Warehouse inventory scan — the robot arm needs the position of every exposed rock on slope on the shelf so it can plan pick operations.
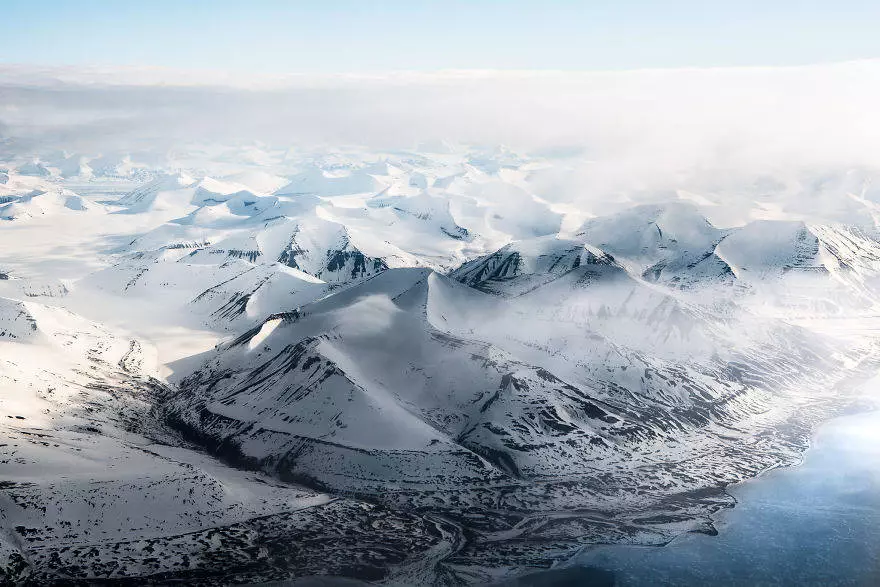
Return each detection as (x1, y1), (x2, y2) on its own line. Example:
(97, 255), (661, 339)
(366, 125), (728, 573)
(163, 260), (873, 581)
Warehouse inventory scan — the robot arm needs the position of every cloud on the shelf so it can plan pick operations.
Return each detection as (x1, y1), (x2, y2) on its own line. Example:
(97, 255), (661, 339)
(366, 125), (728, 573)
(3, 61), (880, 203)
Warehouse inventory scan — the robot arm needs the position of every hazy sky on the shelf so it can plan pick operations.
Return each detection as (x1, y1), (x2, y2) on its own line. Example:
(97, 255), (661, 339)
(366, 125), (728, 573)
(3, 0), (880, 73)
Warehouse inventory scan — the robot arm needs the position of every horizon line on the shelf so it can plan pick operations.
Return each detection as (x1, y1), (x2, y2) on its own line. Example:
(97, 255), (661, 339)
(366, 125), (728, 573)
(2, 58), (879, 89)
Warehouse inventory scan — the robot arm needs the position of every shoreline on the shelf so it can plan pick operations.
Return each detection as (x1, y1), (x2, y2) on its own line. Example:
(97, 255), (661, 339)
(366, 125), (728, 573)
(533, 382), (880, 587)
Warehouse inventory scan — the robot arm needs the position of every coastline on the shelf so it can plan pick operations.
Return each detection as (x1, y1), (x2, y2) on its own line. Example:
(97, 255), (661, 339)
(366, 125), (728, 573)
(535, 383), (880, 587)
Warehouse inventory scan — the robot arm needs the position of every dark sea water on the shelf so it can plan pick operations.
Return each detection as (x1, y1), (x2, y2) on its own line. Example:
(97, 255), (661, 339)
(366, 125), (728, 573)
(511, 403), (880, 587)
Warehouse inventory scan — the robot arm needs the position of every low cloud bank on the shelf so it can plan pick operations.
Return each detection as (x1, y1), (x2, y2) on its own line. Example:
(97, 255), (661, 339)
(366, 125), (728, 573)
(3, 61), (880, 223)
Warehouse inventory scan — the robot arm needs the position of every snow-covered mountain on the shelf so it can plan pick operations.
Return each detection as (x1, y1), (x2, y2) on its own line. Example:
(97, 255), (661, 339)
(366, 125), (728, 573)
(3, 142), (880, 585)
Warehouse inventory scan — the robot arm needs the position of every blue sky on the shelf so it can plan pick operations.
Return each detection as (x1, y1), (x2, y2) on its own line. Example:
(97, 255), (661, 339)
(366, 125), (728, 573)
(3, 0), (880, 72)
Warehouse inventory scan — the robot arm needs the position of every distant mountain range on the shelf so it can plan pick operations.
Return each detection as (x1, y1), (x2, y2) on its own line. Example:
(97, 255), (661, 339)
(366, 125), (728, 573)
(2, 145), (880, 584)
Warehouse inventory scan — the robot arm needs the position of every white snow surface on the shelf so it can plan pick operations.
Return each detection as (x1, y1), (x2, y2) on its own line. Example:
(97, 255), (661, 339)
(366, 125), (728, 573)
(4, 64), (880, 583)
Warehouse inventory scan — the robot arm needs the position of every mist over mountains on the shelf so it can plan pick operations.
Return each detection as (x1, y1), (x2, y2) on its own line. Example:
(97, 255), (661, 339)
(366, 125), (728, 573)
(2, 62), (880, 584)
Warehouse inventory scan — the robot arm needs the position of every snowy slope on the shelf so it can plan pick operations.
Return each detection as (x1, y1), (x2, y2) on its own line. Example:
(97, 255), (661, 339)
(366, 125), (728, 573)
(575, 202), (732, 285)
(114, 172), (197, 215)
(4, 141), (880, 584)
(451, 235), (625, 296)
(0, 188), (100, 221)
(0, 295), (454, 584)
(163, 255), (871, 583)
